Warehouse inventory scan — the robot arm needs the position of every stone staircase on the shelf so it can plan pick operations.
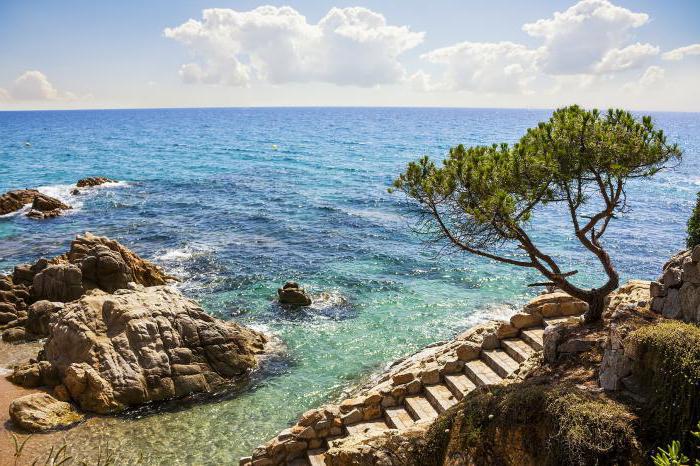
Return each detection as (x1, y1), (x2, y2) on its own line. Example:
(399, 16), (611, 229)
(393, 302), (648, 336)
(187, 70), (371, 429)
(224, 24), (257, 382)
(241, 292), (587, 466)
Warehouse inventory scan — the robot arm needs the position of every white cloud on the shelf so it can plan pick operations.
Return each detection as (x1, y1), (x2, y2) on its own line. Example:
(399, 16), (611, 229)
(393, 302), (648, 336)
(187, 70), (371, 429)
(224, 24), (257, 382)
(623, 65), (665, 93)
(0, 70), (79, 102)
(594, 42), (658, 73)
(523, 0), (649, 74)
(662, 43), (700, 61)
(11, 70), (60, 100)
(164, 6), (424, 87)
(420, 42), (542, 93)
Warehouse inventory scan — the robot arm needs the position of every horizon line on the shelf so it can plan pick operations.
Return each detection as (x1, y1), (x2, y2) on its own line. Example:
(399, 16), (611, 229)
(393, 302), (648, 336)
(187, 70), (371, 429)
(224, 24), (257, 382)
(0, 104), (698, 114)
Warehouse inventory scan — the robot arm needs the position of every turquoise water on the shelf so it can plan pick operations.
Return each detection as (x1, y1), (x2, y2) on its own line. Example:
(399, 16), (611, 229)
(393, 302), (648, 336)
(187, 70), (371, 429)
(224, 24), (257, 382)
(0, 108), (698, 463)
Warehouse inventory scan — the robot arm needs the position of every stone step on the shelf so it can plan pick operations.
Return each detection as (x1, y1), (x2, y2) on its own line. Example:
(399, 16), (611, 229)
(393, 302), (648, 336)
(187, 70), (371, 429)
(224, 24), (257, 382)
(424, 384), (459, 413)
(404, 395), (439, 423)
(544, 317), (573, 327)
(481, 349), (520, 378)
(385, 406), (415, 429)
(520, 328), (544, 351)
(345, 419), (389, 437)
(500, 338), (536, 363)
(464, 359), (503, 387)
(444, 373), (477, 400)
(308, 449), (326, 466)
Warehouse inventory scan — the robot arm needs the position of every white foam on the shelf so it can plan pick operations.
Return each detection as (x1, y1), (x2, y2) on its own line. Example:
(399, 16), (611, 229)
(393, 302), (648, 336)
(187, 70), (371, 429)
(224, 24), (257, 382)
(158, 247), (195, 262)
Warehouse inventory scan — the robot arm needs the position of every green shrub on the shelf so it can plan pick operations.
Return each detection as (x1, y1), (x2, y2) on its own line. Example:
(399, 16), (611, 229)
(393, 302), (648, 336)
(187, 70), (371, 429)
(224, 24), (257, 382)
(689, 191), (700, 248)
(629, 321), (700, 447)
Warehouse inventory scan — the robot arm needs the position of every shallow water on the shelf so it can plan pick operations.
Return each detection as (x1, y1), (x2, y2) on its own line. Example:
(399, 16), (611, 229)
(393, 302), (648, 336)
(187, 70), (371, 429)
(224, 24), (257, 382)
(0, 108), (698, 464)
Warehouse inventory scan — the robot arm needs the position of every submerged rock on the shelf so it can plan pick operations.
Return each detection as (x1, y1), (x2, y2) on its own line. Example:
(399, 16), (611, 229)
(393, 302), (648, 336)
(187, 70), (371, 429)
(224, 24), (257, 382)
(278, 281), (312, 306)
(34, 284), (266, 413)
(76, 176), (115, 188)
(9, 393), (83, 432)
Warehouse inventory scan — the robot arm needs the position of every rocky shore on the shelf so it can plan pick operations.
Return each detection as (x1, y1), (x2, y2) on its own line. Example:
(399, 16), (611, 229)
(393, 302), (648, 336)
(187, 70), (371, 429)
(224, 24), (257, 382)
(242, 246), (700, 466)
(2, 233), (269, 431)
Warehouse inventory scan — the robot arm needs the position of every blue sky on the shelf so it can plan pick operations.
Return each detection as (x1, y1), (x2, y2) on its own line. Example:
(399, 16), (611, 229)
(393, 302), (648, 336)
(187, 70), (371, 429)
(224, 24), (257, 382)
(1, 0), (699, 110)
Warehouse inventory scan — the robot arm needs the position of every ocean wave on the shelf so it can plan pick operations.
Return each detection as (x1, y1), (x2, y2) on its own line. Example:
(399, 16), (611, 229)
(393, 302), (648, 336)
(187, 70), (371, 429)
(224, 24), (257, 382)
(35, 180), (130, 214)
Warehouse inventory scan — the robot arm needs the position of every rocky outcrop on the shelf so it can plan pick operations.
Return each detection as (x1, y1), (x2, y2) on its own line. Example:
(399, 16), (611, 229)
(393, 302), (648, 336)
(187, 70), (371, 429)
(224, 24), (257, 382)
(66, 232), (172, 290)
(26, 193), (72, 219)
(76, 177), (115, 188)
(12, 284), (266, 413)
(0, 189), (40, 215)
(277, 281), (312, 306)
(0, 189), (70, 218)
(1, 233), (172, 341)
(9, 393), (83, 432)
(650, 246), (700, 323)
(241, 291), (587, 465)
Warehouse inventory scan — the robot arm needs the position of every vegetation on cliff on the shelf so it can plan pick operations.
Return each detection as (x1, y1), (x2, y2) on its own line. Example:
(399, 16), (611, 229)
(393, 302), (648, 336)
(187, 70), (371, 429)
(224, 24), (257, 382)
(688, 191), (700, 249)
(392, 105), (681, 322)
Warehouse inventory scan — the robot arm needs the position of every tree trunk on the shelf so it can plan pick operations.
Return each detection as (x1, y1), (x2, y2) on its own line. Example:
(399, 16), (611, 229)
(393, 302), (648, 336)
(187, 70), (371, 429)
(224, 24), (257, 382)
(583, 291), (608, 323)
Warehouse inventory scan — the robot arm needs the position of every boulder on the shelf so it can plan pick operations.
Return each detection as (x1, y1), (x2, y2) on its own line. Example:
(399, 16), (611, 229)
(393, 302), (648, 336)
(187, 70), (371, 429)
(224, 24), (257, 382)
(25, 193), (71, 219)
(78, 244), (134, 292)
(278, 282), (312, 306)
(32, 264), (84, 302)
(0, 189), (39, 215)
(39, 284), (266, 413)
(67, 232), (171, 288)
(76, 177), (116, 187)
(26, 300), (64, 336)
(9, 393), (83, 432)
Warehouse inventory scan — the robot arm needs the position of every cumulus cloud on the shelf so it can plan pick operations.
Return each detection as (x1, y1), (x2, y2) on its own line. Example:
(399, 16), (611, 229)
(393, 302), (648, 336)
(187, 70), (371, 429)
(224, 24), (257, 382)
(420, 42), (542, 93)
(522, 0), (649, 74)
(623, 65), (665, 93)
(662, 43), (700, 61)
(414, 0), (662, 95)
(594, 42), (659, 73)
(0, 71), (77, 102)
(164, 6), (424, 87)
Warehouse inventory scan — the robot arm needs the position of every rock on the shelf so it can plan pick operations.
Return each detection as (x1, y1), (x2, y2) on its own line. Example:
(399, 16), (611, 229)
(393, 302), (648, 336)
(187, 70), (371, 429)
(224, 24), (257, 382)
(78, 244), (134, 292)
(662, 288), (682, 319)
(76, 177), (115, 188)
(456, 341), (481, 361)
(663, 267), (683, 288)
(71, 188), (81, 195)
(26, 300), (64, 336)
(679, 282), (700, 323)
(41, 285), (266, 413)
(277, 282), (312, 306)
(9, 393), (83, 432)
(67, 232), (171, 289)
(10, 361), (60, 388)
(600, 326), (633, 391)
(649, 281), (665, 298)
(510, 312), (542, 329)
(31, 193), (71, 213)
(2, 327), (28, 342)
(32, 264), (84, 302)
(0, 189), (39, 215)
(693, 245), (700, 263)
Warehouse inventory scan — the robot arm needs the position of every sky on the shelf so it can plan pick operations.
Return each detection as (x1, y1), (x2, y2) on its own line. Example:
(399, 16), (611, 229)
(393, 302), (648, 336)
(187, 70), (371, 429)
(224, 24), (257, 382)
(1, 0), (699, 111)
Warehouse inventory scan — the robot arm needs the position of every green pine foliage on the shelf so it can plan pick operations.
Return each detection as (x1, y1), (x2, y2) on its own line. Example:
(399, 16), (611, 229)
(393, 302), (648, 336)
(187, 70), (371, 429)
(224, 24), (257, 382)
(688, 192), (700, 249)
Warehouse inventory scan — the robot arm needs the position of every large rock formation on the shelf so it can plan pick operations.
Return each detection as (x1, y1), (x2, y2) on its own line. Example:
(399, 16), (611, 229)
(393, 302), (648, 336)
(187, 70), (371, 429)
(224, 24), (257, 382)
(1, 233), (173, 341)
(76, 177), (115, 188)
(650, 245), (700, 323)
(9, 393), (83, 432)
(15, 284), (266, 413)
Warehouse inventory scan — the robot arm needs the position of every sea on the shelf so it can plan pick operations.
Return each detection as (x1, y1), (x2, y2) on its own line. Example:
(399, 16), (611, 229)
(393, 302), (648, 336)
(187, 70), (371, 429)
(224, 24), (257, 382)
(0, 107), (697, 464)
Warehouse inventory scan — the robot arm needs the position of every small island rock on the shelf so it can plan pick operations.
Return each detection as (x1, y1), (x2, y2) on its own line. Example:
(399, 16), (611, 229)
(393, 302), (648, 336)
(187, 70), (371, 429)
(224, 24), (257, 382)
(278, 281), (312, 306)
(76, 177), (115, 188)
